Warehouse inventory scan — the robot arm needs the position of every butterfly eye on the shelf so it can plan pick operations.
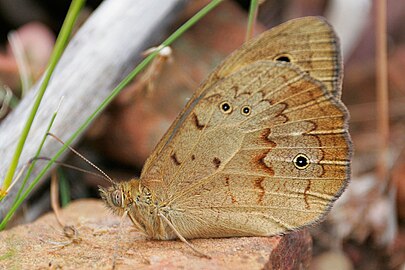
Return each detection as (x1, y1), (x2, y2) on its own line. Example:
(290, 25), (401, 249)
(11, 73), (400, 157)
(111, 190), (123, 207)
(241, 105), (251, 116)
(293, 153), (310, 170)
(220, 102), (232, 114)
(274, 54), (291, 62)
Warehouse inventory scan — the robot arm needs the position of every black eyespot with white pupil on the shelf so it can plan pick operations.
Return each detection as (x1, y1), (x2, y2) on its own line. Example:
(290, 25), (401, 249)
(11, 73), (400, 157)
(293, 154), (310, 169)
(220, 102), (232, 113)
(241, 106), (251, 116)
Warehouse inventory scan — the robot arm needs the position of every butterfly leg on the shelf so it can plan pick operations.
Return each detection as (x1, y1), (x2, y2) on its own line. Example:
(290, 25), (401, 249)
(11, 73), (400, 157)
(157, 213), (211, 259)
(111, 211), (129, 269)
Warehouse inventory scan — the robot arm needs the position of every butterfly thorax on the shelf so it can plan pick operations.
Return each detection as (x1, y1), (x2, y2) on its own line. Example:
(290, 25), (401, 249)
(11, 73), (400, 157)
(99, 180), (175, 240)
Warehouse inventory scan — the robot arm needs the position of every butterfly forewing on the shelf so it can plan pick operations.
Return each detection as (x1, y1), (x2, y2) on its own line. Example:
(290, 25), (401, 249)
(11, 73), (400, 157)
(139, 17), (351, 239)
(142, 17), (342, 175)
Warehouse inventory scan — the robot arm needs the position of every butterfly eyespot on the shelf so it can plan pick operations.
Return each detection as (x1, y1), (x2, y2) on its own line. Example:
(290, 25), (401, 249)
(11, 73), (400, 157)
(111, 190), (123, 207)
(274, 54), (291, 62)
(220, 102), (232, 114)
(293, 154), (310, 170)
(241, 105), (251, 116)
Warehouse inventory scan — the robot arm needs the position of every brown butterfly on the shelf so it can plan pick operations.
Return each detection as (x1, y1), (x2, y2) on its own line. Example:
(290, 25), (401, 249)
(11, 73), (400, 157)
(100, 16), (352, 254)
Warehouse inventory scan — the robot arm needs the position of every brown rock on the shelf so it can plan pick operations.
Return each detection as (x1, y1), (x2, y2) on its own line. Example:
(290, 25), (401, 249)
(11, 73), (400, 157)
(0, 199), (312, 269)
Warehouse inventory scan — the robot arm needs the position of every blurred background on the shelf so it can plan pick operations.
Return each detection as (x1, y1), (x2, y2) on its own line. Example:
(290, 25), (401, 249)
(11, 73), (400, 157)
(0, 0), (404, 269)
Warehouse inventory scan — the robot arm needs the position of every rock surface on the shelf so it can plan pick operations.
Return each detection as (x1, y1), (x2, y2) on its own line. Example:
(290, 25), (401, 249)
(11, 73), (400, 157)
(0, 199), (312, 269)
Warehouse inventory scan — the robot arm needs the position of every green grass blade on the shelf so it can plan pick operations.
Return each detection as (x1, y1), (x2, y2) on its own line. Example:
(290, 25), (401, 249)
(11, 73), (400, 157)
(246, 0), (259, 41)
(58, 168), (70, 207)
(11, 98), (62, 203)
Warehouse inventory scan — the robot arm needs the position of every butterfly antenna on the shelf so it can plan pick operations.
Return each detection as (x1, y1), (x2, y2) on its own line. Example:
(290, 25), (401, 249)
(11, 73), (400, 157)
(47, 132), (115, 184)
(31, 157), (113, 182)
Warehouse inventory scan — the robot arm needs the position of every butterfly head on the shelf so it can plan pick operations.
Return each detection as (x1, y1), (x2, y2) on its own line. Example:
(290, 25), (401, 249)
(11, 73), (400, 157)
(99, 182), (136, 216)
